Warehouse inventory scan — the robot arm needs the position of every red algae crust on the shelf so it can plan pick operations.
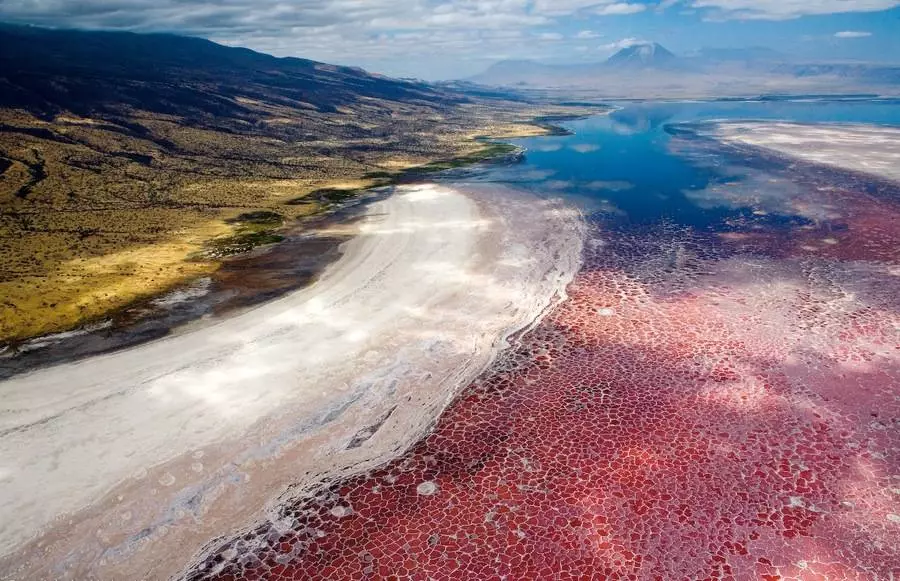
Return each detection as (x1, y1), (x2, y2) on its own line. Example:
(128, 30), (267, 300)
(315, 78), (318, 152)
(185, 210), (899, 579)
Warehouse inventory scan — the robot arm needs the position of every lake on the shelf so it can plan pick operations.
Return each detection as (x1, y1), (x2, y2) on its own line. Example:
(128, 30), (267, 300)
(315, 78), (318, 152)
(504, 98), (900, 227)
(187, 98), (900, 580)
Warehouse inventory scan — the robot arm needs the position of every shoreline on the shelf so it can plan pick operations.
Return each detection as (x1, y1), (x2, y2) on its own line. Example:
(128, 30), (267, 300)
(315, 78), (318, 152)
(0, 182), (585, 580)
(0, 189), (387, 380)
(0, 115), (588, 380)
(166, 107), (900, 580)
(683, 120), (900, 184)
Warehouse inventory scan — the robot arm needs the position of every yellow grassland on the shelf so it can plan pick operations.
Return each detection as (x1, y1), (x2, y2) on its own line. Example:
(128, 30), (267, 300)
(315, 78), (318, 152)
(0, 100), (590, 344)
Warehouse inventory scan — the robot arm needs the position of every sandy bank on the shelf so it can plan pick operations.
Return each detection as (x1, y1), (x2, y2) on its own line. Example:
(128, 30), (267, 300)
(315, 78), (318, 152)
(0, 183), (584, 580)
(703, 121), (900, 183)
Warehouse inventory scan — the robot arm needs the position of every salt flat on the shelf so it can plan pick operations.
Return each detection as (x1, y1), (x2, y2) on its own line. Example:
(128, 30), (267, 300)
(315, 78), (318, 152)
(705, 121), (900, 183)
(0, 183), (584, 580)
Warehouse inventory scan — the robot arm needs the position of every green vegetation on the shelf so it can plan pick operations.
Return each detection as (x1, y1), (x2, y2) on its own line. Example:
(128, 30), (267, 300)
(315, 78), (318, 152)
(414, 142), (521, 172)
(226, 211), (285, 226)
(208, 210), (287, 257)
(291, 142), (523, 206)
(360, 142), (521, 182)
(288, 187), (368, 206)
(203, 231), (286, 258)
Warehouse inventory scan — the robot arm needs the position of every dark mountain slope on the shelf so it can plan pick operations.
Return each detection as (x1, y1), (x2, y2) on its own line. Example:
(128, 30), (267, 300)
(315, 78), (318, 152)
(0, 23), (459, 121)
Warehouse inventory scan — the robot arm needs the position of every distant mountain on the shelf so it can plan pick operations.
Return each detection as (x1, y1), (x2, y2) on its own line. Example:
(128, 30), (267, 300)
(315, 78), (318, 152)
(606, 43), (678, 69)
(691, 46), (786, 63)
(773, 62), (900, 85)
(467, 59), (579, 87)
(466, 43), (679, 86)
(464, 41), (900, 98)
(470, 43), (680, 85)
(477, 60), (553, 84)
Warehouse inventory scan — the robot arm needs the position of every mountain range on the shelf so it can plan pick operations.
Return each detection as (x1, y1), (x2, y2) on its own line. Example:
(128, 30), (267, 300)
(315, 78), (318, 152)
(467, 42), (900, 98)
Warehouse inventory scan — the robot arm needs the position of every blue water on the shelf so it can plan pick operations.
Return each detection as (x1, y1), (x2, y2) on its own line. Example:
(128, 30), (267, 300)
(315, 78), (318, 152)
(503, 99), (900, 230)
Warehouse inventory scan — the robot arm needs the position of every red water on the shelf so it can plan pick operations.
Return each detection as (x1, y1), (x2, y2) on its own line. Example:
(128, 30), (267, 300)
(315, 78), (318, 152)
(189, 184), (900, 580)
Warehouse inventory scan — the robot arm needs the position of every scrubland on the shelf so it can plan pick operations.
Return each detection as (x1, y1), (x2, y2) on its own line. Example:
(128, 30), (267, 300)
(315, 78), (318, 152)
(0, 96), (591, 343)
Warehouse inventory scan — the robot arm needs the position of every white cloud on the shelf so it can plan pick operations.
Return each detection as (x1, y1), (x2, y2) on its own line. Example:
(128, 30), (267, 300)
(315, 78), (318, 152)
(1, 0), (892, 78)
(656, 0), (682, 11)
(532, 0), (611, 15)
(691, 0), (900, 20)
(0, 0), (655, 77)
(601, 37), (646, 51)
(834, 30), (873, 38)
(595, 2), (647, 14)
(0, 0), (597, 77)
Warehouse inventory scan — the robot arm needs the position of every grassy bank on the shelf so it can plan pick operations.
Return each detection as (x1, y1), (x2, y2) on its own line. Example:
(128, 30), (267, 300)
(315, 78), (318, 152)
(0, 105), (592, 345)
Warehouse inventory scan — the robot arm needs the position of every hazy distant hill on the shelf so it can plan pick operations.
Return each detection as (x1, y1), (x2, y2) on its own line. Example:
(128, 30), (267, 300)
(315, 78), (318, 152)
(690, 46), (787, 63)
(469, 43), (680, 86)
(466, 41), (900, 98)
(466, 42), (699, 87)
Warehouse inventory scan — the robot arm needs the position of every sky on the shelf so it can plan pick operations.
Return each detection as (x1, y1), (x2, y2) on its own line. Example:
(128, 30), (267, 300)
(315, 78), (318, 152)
(0, 0), (899, 79)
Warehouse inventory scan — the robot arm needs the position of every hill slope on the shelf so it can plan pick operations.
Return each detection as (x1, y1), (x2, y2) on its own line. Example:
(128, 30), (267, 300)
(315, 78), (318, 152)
(0, 24), (588, 345)
(0, 23), (456, 120)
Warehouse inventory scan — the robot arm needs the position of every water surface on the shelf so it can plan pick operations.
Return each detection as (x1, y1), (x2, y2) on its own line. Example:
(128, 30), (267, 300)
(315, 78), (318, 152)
(187, 100), (900, 580)
(504, 98), (900, 227)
